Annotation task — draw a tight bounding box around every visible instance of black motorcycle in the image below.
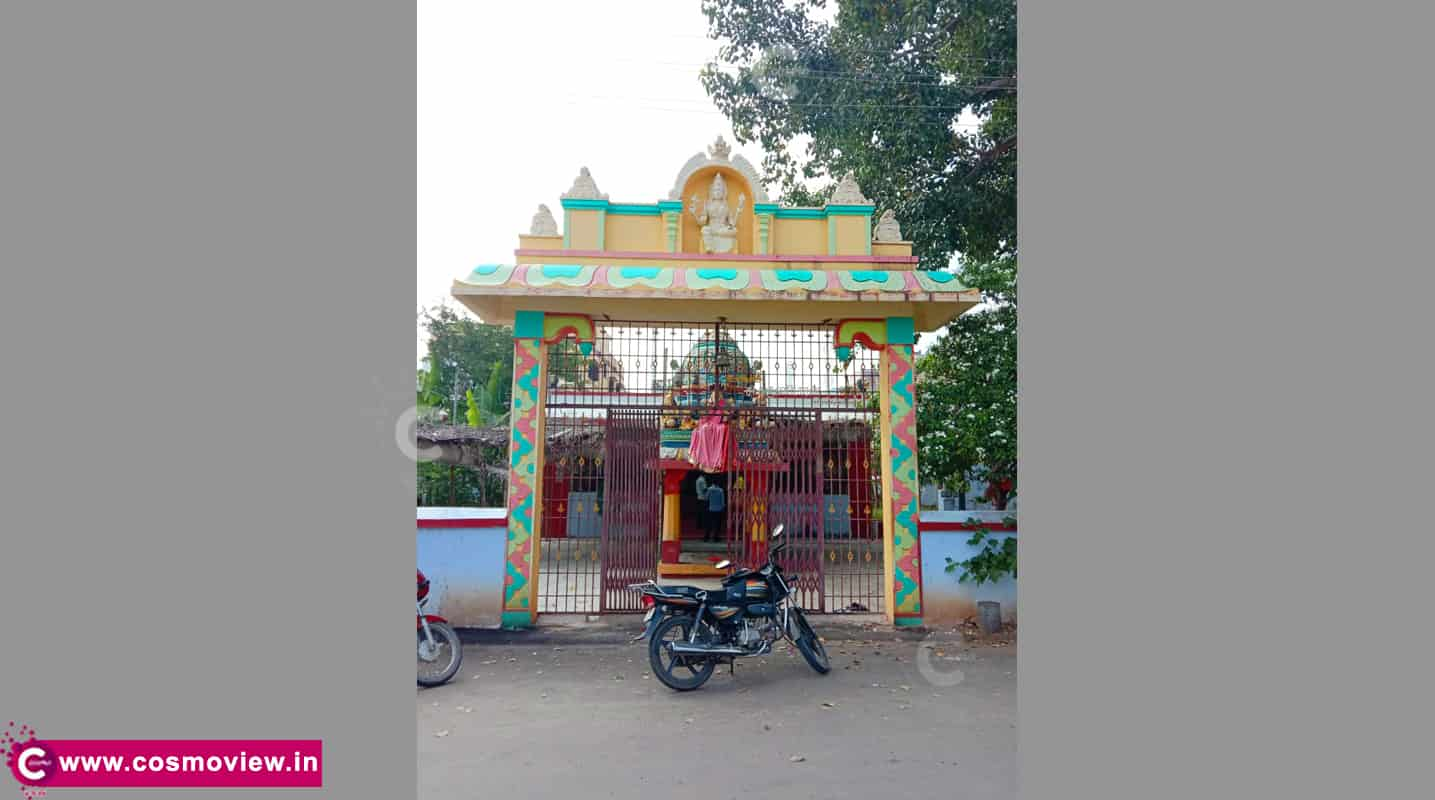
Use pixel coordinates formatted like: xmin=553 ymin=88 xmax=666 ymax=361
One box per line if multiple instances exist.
xmin=628 ymin=524 xmax=830 ymax=691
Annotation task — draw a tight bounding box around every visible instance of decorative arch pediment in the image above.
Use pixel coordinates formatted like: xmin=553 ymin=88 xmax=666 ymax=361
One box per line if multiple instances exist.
xmin=667 ymin=147 xmax=770 ymax=204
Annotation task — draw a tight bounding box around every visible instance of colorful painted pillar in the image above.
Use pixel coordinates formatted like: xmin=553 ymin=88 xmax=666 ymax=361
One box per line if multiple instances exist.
xmin=747 ymin=470 xmax=770 ymax=566
xmin=661 ymin=469 xmax=684 ymax=564
xmin=835 ymin=317 xmax=923 ymax=626
xmin=500 ymin=310 xmax=596 ymax=628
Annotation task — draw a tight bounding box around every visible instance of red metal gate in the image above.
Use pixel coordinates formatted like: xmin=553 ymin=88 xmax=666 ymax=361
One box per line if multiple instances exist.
xmin=598 ymin=407 xmax=661 ymax=611
xmin=539 ymin=319 xmax=884 ymax=616
xmin=726 ymin=409 xmax=825 ymax=612
xmin=537 ymin=410 xmax=605 ymax=614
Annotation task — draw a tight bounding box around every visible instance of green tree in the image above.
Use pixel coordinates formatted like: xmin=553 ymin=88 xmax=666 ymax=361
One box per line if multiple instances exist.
xmin=700 ymin=0 xmax=1015 ymax=266
xmin=464 ymin=388 xmax=482 ymax=427
xmin=418 ymin=305 xmax=514 ymax=418
xmin=459 ymin=362 xmax=510 ymax=427
xmin=917 ymin=282 xmax=1015 ymax=506
xmin=418 ymin=359 xmax=445 ymax=411
xmin=482 ymin=361 xmax=506 ymax=417
xmin=418 ymin=305 xmax=515 ymax=506
xmin=418 ymin=460 xmax=502 ymax=507
xmin=700 ymin=0 xmax=1017 ymax=504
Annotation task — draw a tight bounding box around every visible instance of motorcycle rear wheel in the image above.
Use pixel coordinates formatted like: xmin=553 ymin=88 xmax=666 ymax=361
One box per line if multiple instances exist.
xmin=417 ymin=622 xmax=463 ymax=687
xmin=648 ymin=615 xmax=716 ymax=691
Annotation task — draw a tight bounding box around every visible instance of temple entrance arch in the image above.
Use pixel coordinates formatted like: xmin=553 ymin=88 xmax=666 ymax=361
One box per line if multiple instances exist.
xmin=451 ymin=136 xmax=981 ymax=628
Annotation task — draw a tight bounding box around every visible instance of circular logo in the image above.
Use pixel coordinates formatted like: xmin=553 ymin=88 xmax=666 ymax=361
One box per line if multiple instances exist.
xmin=396 ymin=406 xmax=442 ymax=463
xmin=915 ymin=636 xmax=966 ymax=687
xmin=10 ymin=741 xmax=56 ymax=786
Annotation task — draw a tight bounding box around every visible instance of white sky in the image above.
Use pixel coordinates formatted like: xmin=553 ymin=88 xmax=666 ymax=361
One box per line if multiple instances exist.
xmin=418 ymin=1 xmax=961 ymax=364
xmin=419 ymin=1 xmax=761 ymax=363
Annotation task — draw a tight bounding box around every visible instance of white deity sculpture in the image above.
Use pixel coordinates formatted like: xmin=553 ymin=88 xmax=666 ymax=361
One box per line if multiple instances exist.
xmin=873 ymin=209 xmax=903 ymax=242
xmin=688 ymin=173 xmax=745 ymax=254
xmin=529 ymin=204 xmax=558 ymax=236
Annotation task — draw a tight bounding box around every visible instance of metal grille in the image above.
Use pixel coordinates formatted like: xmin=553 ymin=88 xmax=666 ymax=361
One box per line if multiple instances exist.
xmin=821 ymin=422 xmax=884 ymax=614
xmin=726 ymin=409 xmax=825 ymax=610
xmin=539 ymin=319 xmax=886 ymax=616
xmin=598 ymin=408 xmax=661 ymax=611
xmin=546 ymin=320 xmax=882 ymax=414
xmin=536 ymin=411 xmax=604 ymax=614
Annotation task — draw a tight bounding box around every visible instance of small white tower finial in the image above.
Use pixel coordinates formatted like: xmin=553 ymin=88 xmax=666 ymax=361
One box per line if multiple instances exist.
xmin=708 ymin=135 xmax=732 ymax=160
xmin=830 ymin=172 xmax=869 ymax=205
xmin=562 ymin=166 xmax=608 ymax=200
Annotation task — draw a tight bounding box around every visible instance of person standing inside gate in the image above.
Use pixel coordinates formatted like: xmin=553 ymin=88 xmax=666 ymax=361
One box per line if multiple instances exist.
xmin=703 ymin=479 xmax=726 ymax=543
xmin=694 ymin=473 xmax=709 ymax=541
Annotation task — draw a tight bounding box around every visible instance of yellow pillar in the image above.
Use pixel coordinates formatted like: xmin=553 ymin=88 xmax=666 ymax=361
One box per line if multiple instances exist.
xmin=661 ymin=470 xmax=683 ymax=564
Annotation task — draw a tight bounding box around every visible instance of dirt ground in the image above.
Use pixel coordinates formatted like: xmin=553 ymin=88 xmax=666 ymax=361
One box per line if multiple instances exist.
xmin=418 ymin=629 xmax=1016 ymax=799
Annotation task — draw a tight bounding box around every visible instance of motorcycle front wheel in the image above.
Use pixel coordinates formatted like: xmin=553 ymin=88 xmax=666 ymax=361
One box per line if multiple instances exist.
xmin=417 ymin=622 xmax=463 ymax=687
xmin=790 ymin=608 xmax=831 ymax=674
xmin=648 ymin=615 xmax=716 ymax=691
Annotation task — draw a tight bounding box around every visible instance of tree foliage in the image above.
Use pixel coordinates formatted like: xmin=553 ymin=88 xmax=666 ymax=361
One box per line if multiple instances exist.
xmin=418 ymin=460 xmax=505 ymax=507
xmin=418 ymin=305 xmax=514 ymax=419
xmin=464 ymin=388 xmax=482 ymax=427
xmin=462 ymin=362 xmax=509 ymax=427
xmin=943 ymin=517 xmax=1018 ymax=584
xmin=700 ymin=0 xmax=1017 ymax=504
xmin=917 ymin=293 xmax=1015 ymax=504
xmin=700 ymin=0 xmax=1015 ymax=266
xmin=919 ymin=251 xmax=1015 ymax=505
xmin=417 ymin=305 xmax=514 ymax=504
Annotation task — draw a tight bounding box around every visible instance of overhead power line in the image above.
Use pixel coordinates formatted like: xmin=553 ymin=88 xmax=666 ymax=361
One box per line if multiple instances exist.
xmin=660 ymin=32 xmax=1019 ymax=64
xmin=547 ymin=99 xmax=1003 ymax=124
xmin=609 ymin=55 xmax=1015 ymax=79
xmin=552 ymin=92 xmax=1006 ymax=114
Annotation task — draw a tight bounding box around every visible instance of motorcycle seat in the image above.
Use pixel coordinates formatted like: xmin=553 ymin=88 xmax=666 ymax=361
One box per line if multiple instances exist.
xmin=654 ymin=585 xmax=707 ymax=598
xmin=721 ymin=568 xmax=760 ymax=585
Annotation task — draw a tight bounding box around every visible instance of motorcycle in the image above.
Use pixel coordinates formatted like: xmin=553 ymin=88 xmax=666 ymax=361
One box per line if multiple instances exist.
xmin=628 ymin=524 xmax=830 ymax=691
xmin=417 ymin=568 xmax=463 ymax=687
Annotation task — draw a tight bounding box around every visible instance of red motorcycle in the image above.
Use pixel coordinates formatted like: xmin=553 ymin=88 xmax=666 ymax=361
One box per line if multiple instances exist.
xmin=417 ymin=569 xmax=463 ymax=687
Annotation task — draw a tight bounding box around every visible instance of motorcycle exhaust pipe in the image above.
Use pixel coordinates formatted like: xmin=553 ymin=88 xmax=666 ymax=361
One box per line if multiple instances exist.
xmin=668 ymin=642 xmax=749 ymax=657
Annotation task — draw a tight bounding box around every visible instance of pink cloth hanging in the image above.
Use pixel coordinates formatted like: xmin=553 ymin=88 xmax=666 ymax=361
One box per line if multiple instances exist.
xmin=688 ymin=413 xmax=731 ymax=473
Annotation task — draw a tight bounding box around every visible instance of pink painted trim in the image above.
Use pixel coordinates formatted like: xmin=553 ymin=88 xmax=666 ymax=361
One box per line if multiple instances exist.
xmin=515 ymin=248 xmax=920 ymax=264
xmin=549 ymin=389 xmax=873 ymax=400
xmin=418 ymin=517 xmax=509 ymax=528
xmin=919 ymin=520 xmax=1017 ymax=532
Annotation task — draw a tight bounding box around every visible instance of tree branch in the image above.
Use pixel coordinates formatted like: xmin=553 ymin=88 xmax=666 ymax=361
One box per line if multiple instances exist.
xmin=966 ymin=133 xmax=1017 ymax=180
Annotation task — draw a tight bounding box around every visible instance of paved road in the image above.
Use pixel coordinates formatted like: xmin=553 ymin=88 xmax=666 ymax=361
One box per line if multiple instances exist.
xmin=418 ymin=634 xmax=1016 ymax=799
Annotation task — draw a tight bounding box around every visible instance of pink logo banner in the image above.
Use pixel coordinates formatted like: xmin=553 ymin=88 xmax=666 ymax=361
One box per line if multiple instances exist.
xmin=6 ymin=738 xmax=322 ymax=790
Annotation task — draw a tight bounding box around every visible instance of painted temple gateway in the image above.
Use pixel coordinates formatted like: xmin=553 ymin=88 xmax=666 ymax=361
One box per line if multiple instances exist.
xmin=451 ymin=137 xmax=979 ymax=628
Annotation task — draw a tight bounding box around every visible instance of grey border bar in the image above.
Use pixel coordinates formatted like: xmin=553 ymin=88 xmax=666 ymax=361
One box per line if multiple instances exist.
xmin=1022 ymin=2 xmax=1431 ymax=797
xmin=1 ymin=2 xmax=415 ymax=798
